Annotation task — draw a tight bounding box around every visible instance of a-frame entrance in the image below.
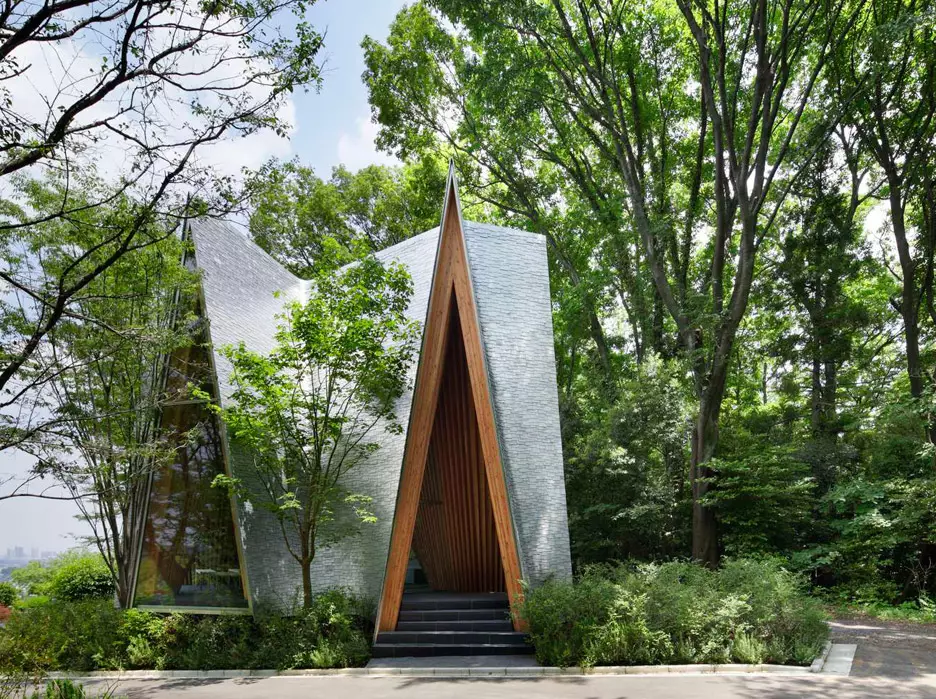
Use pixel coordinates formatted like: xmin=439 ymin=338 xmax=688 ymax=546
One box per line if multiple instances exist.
xmin=411 ymin=295 xmax=505 ymax=593
xmin=376 ymin=169 xmax=524 ymax=632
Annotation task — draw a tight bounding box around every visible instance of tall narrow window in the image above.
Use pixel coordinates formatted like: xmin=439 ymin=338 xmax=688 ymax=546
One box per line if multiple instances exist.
xmin=134 ymin=270 xmax=247 ymax=610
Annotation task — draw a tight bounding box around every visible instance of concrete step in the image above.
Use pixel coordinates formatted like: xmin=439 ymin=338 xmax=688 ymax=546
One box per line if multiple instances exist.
xmin=377 ymin=631 xmax=528 ymax=646
xmin=398 ymin=608 xmax=509 ymax=622
xmin=400 ymin=592 xmax=508 ymax=611
xmin=370 ymin=642 xmax=535 ymax=658
xmin=395 ymin=619 xmax=514 ymax=632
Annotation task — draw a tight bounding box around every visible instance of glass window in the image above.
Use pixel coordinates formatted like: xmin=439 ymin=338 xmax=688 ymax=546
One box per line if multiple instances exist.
xmin=162 ymin=332 xmax=216 ymax=402
xmin=134 ymin=292 xmax=247 ymax=609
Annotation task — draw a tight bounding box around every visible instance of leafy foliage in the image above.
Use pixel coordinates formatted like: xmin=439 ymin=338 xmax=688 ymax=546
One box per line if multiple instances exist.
xmin=0 ymin=582 xmax=16 ymax=607
xmin=0 ymin=590 xmax=372 ymax=673
xmin=245 ymin=156 xmax=449 ymax=273
xmin=8 ymin=552 xmax=115 ymax=603
xmin=200 ymin=252 xmax=418 ymax=606
xmin=25 ymin=679 xmax=122 ymax=699
xmin=521 ymin=559 xmax=828 ymax=668
xmin=45 ymin=555 xmax=116 ymax=603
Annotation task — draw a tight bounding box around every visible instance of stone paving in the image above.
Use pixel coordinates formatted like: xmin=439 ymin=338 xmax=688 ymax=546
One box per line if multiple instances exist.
xmin=831 ymin=618 xmax=936 ymax=680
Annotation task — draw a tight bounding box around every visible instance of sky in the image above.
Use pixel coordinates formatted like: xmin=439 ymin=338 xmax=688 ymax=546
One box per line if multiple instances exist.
xmin=0 ymin=0 xmax=409 ymax=556
xmin=293 ymin=0 xmax=407 ymax=174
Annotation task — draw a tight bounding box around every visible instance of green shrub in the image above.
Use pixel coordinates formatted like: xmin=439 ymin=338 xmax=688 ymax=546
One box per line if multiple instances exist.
xmin=114 ymin=609 xmax=168 ymax=669
xmin=9 ymin=561 xmax=53 ymax=596
xmin=13 ymin=596 xmax=51 ymax=610
xmin=0 ymin=587 xmax=372 ymax=672
xmin=0 ymin=581 xmax=17 ymax=607
xmin=157 ymin=589 xmax=373 ymax=671
xmin=0 ymin=600 xmax=123 ymax=673
xmin=517 ymin=573 xmax=616 ymax=667
xmin=718 ymin=558 xmax=827 ymax=664
xmin=47 ymin=555 xmax=115 ymax=602
xmin=732 ymin=633 xmax=768 ymax=664
xmin=520 ymin=558 xmax=828 ymax=668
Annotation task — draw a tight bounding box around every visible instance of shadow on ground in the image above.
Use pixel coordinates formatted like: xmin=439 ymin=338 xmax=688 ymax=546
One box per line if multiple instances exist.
xmin=81 ymin=673 xmax=936 ymax=699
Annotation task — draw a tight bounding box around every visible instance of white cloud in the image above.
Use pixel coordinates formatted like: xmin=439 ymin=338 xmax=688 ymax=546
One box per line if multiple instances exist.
xmin=336 ymin=117 xmax=398 ymax=171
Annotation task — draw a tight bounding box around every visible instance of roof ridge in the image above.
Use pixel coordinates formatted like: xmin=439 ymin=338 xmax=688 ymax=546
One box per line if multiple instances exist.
xmin=188 ymin=217 xmax=302 ymax=285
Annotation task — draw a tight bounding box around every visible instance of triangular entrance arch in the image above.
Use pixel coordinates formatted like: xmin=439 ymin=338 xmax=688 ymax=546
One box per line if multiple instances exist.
xmin=376 ymin=168 xmax=524 ymax=632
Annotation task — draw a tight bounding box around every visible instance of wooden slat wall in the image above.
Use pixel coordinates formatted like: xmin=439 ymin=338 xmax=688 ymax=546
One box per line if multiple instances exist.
xmin=411 ymin=298 xmax=505 ymax=592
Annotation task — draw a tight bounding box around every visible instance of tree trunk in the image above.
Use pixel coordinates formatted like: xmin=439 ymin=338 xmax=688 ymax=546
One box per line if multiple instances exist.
xmin=117 ymin=563 xmax=133 ymax=609
xmin=301 ymin=558 xmax=313 ymax=608
xmin=810 ymin=355 xmax=823 ymax=435
xmin=823 ymin=359 xmax=838 ymax=433
xmin=690 ymin=404 xmax=719 ymax=567
xmin=890 ymin=186 xmax=935 ymax=443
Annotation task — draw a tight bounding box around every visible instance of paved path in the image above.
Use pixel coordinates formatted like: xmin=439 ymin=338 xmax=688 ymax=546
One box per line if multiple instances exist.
xmin=831 ymin=618 xmax=936 ymax=679
xmin=81 ymin=673 xmax=936 ymax=698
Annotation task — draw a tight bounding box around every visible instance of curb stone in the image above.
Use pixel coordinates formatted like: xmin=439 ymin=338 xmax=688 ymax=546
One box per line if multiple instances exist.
xmin=810 ymin=641 xmax=833 ymax=673
xmin=39 ymin=657 xmax=824 ymax=681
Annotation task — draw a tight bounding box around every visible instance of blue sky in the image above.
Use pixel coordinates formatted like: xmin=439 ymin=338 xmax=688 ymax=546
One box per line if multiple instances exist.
xmin=0 ymin=0 xmax=411 ymax=556
xmin=292 ymin=0 xmax=409 ymax=175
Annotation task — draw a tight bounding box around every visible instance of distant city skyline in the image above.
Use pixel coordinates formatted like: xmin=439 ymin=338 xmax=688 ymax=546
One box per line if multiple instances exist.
xmin=2 ymin=545 xmax=61 ymax=561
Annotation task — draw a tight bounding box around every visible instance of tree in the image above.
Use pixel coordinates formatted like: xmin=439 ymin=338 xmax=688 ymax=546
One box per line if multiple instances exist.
xmin=365 ymin=0 xmax=858 ymax=563
xmin=244 ymin=155 xmax=448 ymax=276
xmin=0 ymin=0 xmax=324 ymax=406
xmin=831 ymin=0 xmax=936 ymax=442
xmin=201 ymin=253 xmax=419 ymax=607
xmin=779 ymin=137 xmax=873 ymax=442
xmin=0 ymin=172 xmax=194 ymax=606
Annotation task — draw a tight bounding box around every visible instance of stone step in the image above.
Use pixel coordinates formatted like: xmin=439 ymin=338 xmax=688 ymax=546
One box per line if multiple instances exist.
xmin=400 ymin=592 xmax=508 ymax=611
xmin=377 ymin=631 xmax=528 ymax=646
xmin=396 ymin=619 xmax=514 ymax=632
xmin=370 ymin=643 xmax=535 ymax=658
xmin=398 ymin=608 xmax=510 ymax=622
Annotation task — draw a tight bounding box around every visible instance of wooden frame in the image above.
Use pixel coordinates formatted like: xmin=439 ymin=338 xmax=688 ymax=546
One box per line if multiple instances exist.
xmin=376 ymin=169 xmax=524 ymax=633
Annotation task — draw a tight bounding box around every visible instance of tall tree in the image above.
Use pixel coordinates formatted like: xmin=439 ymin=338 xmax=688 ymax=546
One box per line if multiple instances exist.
xmin=0 ymin=172 xmax=193 ymax=606
xmin=779 ymin=136 xmax=872 ymax=441
xmin=0 ymin=0 xmax=323 ymax=403
xmin=365 ymin=0 xmax=857 ymax=563
xmin=244 ymin=156 xmax=448 ymax=275
xmin=831 ymin=0 xmax=936 ymax=442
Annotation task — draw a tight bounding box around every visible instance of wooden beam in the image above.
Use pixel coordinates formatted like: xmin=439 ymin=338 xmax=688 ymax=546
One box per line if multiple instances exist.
xmin=376 ymin=178 xmax=524 ymax=632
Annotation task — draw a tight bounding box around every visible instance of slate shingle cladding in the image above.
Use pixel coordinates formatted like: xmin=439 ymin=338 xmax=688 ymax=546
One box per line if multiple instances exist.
xmin=189 ymin=215 xmax=572 ymax=612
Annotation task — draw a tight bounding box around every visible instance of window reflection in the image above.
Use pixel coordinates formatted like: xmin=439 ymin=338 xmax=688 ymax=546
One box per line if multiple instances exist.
xmin=134 ymin=298 xmax=247 ymax=609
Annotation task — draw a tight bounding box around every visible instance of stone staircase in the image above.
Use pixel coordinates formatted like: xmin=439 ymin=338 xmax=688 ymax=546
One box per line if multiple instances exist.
xmin=371 ymin=592 xmax=533 ymax=658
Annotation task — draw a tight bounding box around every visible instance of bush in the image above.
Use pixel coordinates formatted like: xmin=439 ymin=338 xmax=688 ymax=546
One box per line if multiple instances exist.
xmin=0 ymin=581 xmax=17 ymax=607
xmin=515 ymin=574 xmax=617 ymax=667
xmin=0 ymin=600 xmax=123 ymax=673
xmin=157 ymin=589 xmax=373 ymax=670
xmin=0 ymin=588 xmax=372 ymax=673
xmin=520 ymin=558 xmax=828 ymax=668
xmin=46 ymin=554 xmax=115 ymax=602
xmin=9 ymin=561 xmax=53 ymax=596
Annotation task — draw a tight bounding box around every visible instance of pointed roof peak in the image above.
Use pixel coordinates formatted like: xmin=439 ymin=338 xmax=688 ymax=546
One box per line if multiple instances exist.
xmin=440 ymin=159 xmax=463 ymax=237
